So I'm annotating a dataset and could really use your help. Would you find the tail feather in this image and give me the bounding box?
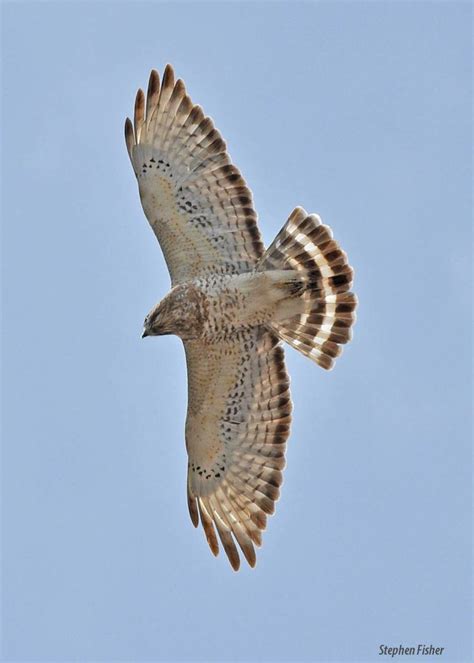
[260,207,357,370]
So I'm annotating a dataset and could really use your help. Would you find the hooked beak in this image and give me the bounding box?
[141,329,149,338]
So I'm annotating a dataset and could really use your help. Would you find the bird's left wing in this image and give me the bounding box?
[184,329,291,570]
[125,66,264,285]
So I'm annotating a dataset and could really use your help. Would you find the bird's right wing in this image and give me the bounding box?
[184,328,291,570]
[125,66,264,285]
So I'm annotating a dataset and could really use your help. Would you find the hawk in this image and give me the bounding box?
[125,65,357,570]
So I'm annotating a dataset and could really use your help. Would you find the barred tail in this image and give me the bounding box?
[259,207,357,370]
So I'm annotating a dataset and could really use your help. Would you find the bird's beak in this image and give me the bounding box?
[141,329,149,338]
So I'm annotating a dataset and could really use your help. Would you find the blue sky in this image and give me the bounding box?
[1,2,472,662]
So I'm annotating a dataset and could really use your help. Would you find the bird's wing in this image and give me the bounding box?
[184,328,291,570]
[125,65,264,285]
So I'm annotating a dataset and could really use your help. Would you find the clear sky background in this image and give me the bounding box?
[1,2,472,662]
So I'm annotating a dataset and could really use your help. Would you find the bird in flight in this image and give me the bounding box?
[125,65,357,570]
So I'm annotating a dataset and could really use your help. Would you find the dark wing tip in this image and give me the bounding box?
[187,492,199,528]
[240,541,256,568]
[247,552,257,569]
[188,104,204,126]
[124,117,135,157]
[135,87,145,110]
[162,63,175,90]
[174,78,186,96]
[146,69,160,119]
[134,88,145,139]
[222,533,241,571]
[198,500,219,557]
[148,69,160,96]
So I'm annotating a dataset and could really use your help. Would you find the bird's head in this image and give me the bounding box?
[142,299,171,338]
[141,285,204,340]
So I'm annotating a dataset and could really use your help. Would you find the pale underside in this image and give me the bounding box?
[126,66,290,569]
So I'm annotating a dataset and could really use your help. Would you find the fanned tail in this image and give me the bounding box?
[259,207,357,370]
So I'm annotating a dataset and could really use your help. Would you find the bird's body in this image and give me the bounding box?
[146,270,306,342]
[125,65,357,570]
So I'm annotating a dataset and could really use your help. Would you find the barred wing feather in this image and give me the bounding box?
[184,330,291,570]
[125,65,264,284]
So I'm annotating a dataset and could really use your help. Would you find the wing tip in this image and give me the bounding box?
[174,78,186,97]
[148,68,160,93]
[230,558,241,572]
[162,63,175,91]
[187,491,199,528]
[197,499,220,557]
[241,544,256,569]
[146,69,160,119]
[124,117,135,157]
[134,88,145,141]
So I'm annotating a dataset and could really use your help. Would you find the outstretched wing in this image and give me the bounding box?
[125,65,264,285]
[184,329,291,570]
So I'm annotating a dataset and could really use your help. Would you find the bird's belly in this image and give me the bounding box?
[196,272,277,342]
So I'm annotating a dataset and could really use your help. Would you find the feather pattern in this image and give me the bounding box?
[260,207,357,370]
[185,329,290,570]
[125,65,264,285]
